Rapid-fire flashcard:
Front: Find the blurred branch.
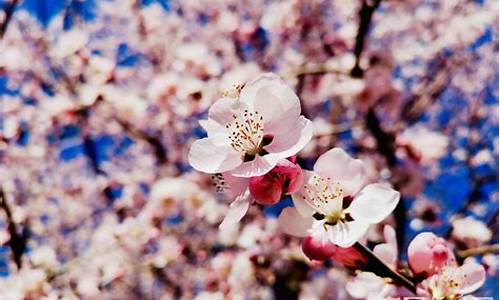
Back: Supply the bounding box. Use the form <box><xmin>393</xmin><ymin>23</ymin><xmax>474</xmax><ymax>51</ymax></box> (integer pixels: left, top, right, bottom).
<box><xmin>0</xmin><ymin>0</ymin><xmax>19</xmax><ymax>39</ymax></box>
<box><xmin>0</xmin><ymin>187</ymin><xmax>29</xmax><ymax>269</ymax></box>
<box><xmin>350</xmin><ymin>0</ymin><xmax>383</xmax><ymax>78</ymax></box>
<box><xmin>457</xmin><ymin>244</ymin><xmax>499</xmax><ymax>259</ymax></box>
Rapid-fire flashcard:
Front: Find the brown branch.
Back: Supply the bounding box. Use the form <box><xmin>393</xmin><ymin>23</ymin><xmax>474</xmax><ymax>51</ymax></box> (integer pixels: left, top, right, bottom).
<box><xmin>0</xmin><ymin>187</ymin><xmax>29</xmax><ymax>269</ymax></box>
<box><xmin>457</xmin><ymin>244</ymin><xmax>499</xmax><ymax>259</ymax></box>
<box><xmin>350</xmin><ymin>0</ymin><xmax>383</xmax><ymax>78</ymax></box>
<box><xmin>0</xmin><ymin>0</ymin><xmax>19</xmax><ymax>39</ymax></box>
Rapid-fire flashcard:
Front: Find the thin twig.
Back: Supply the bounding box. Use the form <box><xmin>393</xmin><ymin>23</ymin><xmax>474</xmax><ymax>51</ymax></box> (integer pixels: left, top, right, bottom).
<box><xmin>0</xmin><ymin>186</ymin><xmax>29</xmax><ymax>269</ymax></box>
<box><xmin>0</xmin><ymin>0</ymin><xmax>19</xmax><ymax>39</ymax></box>
<box><xmin>457</xmin><ymin>244</ymin><xmax>499</xmax><ymax>259</ymax></box>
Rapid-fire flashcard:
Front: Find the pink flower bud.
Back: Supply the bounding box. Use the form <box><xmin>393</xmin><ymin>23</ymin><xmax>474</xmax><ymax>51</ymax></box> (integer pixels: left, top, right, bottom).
<box><xmin>302</xmin><ymin>236</ymin><xmax>367</xmax><ymax>268</ymax></box>
<box><xmin>408</xmin><ymin>232</ymin><xmax>456</xmax><ymax>277</ymax></box>
<box><xmin>249</xmin><ymin>159</ymin><xmax>302</xmax><ymax>205</ymax></box>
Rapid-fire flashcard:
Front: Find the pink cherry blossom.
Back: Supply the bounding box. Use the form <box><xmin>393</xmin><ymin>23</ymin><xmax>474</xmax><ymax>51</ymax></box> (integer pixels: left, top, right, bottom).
<box><xmin>416</xmin><ymin>261</ymin><xmax>486</xmax><ymax>299</ymax></box>
<box><xmin>373</xmin><ymin>225</ymin><xmax>398</xmax><ymax>269</ymax></box>
<box><xmin>278</xmin><ymin>148</ymin><xmax>400</xmax><ymax>247</ymax></box>
<box><xmin>188</xmin><ymin>73</ymin><xmax>313</xmax><ymax>177</ymax></box>
<box><xmin>408</xmin><ymin>232</ymin><xmax>456</xmax><ymax>277</ymax></box>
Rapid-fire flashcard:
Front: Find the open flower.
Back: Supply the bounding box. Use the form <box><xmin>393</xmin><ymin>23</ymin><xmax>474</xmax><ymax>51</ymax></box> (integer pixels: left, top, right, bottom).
<box><xmin>417</xmin><ymin>261</ymin><xmax>486</xmax><ymax>300</ymax></box>
<box><xmin>278</xmin><ymin>148</ymin><xmax>400</xmax><ymax>247</ymax></box>
<box><xmin>189</xmin><ymin>73</ymin><xmax>313</xmax><ymax>177</ymax></box>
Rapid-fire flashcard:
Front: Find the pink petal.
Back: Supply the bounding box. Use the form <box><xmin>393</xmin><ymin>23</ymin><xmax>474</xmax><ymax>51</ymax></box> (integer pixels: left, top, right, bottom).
<box><xmin>373</xmin><ymin>225</ymin><xmax>398</xmax><ymax>267</ymax></box>
<box><xmin>219</xmin><ymin>190</ymin><xmax>252</xmax><ymax>230</ymax></box>
<box><xmin>457</xmin><ymin>262</ymin><xmax>486</xmax><ymax>295</ymax></box>
<box><xmin>188</xmin><ymin>138</ymin><xmax>242</xmax><ymax>174</ymax></box>
<box><xmin>249</xmin><ymin>174</ymin><xmax>282</xmax><ymax>205</ymax></box>
<box><xmin>278</xmin><ymin>207</ymin><xmax>313</xmax><ymax>237</ymax></box>
<box><xmin>313</xmin><ymin>148</ymin><xmax>366</xmax><ymax>196</ymax></box>
<box><xmin>230</xmin><ymin>154</ymin><xmax>280</xmax><ymax>177</ymax></box>
<box><xmin>301</xmin><ymin>236</ymin><xmax>337</xmax><ymax>261</ymax></box>
<box><xmin>346</xmin><ymin>183</ymin><xmax>400</xmax><ymax>224</ymax></box>
<box><xmin>208</xmin><ymin>98</ymin><xmax>248</xmax><ymax>126</ymax></box>
<box><xmin>264</xmin><ymin>116</ymin><xmax>313</xmax><ymax>158</ymax></box>
<box><xmin>239</xmin><ymin>73</ymin><xmax>301</xmax><ymax>132</ymax></box>
<box><xmin>222</xmin><ymin>173</ymin><xmax>249</xmax><ymax>199</ymax></box>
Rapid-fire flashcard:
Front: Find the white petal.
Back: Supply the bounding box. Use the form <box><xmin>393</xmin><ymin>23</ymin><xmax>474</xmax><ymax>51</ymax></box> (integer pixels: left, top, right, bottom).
<box><xmin>278</xmin><ymin>207</ymin><xmax>313</xmax><ymax>237</ymax></box>
<box><xmin>327</xmin><ymin>221</ymin><xmax>369</xmax><ymax>248</ymax></box>
<box><xmin>239</xmin><ymin>73</ymin><xmax>301</xmax><ymax>132</ymax></box>
<box><xmin>291</xmin><ymin>171</ymin><xmax>318</xmax><ymax>217</ymax></box>
<box><xmin>456</xmin><ymin>262</ymin><xmax>486</xmax><ymax>295</ymax></box>
<box><xmin>265</xmin><ymin>116</ymin><xmax>313</xmax><ymax>158</ymax></box>
<box><xmin>208</xmin><ymin>98</ymin><xmax>248</xmax><ymax>126</ymax></box>
<box><xmin>199</xmin><ymin>119</ymin><xmax>227</xmax><ymax>146</ymax></box>
<box><xmin>219</xmin><ymin>190</ymin><xmax>252</xmax><ymax>230</ymax></box>
<box><xmin>229</xmin><ymin>154</ymin><xmax>280</xmax><ymax>177</ymax></box>
<box><xmin>346</xmin><ymin>183</ymin><xmax>400</xmax><ymax>224</ymax></box>
<box><xmin>313</xmin><ymin>148</ymin><xmax>366</xmax><ymax>196</ymax></box>
<box><xmin>188</xmin><ymin>138</ymin><xmax>242</xmax><ymax>173</ymax></box>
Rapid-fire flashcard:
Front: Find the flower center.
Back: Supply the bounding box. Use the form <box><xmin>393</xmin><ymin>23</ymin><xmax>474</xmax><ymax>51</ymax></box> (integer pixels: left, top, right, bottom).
<box><xmin>429</xmin><ymin>267</ymin><xmax>463</xmax><ymax>300</ymax></box>
<box><xmin>226</xmin><ymin>109</ymin><xmax>265</xmax><ymax>156</ymax></box>
<box><xmin>304</xmin><ymin>175</ymin><xmax>350</xmax><ymax>226</ymax></box>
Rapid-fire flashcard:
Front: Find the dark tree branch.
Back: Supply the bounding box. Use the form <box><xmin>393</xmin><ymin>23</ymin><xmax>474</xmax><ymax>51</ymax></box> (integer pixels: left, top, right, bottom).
<box><xmin>350</xmin><ymin>0</ymin><xmax>383</xmax><ymax>78</ymax></box>
<box><xmin>0</xmin><ymin>0</ymin><xmax>19</xmax><ymax>39</ymax></box>
<box><xmin>0</xmin><ymin>187</ymin><xmax>29</xmax><ymax>269</ymax></box>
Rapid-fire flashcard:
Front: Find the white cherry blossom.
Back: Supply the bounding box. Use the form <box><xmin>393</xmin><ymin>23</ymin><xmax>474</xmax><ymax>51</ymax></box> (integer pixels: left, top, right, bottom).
<box><xmin>189</xmin><ymin>73</ymin><xmax>313</xmax><ymax>177</ymax></box>
<box><xmin>278</xmin><ymin>148</ymin><xmax>400</xmax><ymax>247</ymax></box>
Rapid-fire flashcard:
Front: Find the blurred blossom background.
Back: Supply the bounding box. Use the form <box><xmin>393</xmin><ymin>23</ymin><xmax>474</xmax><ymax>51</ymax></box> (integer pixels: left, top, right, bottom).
<box><xmin>0</xmin><ymin>0</ymin><xmax>498</xmax><ymax>299</ymax></box>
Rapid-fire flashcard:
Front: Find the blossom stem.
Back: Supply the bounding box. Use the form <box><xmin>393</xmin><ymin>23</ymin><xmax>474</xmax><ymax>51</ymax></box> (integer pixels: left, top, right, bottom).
<box><xmin>457</xmin><ymin>244</ymin><xmax>499</xmax><ymax>259</ymax></box>
<box><xmin>353</xmin><ymin>242</ymin><xmax>416</xmax><ymax>294</ymax></box>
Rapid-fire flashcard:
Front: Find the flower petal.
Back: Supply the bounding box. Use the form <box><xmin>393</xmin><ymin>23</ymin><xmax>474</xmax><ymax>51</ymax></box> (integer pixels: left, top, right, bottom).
<box><xmin>374</xmin><ymin>225</ymin><xmax>398</xmax><ymax>267</ymax></box>
<box><xmin>313</xmin><ymin>148</ymin><xmax>366</xmax><ymax>196</ymax></box>
<box><xmin>327</xmin><ymin>220</ymin><xmax>369</xmax><ymax>248</ymax></box>
<box><xmin>222</xmin><ymin>173</ymin><xmax>249</xmax><ymax>199</ymax></box>
<box><xmin>208</xmin><ymin>98</ymin><xmax>248</xmax><ymax>126</ymax></box>
<box><xmin>456</xmin><ymin>262</ymin><xmax>486</xmax><ymax>295</ymax></box>
<box><xmin>278</xmin><ymin>207</ymin><xmax>313</xmax><ymax>237</ymax></box>
<box><xmin>188</xmin><ymin>138</ymin><xmax>242</xmax><ymax>173</ymax></box>
<box><xmin>199</xmin><ymin>119</ymin><xmax>227</xmax><ymax>145</ymax></box>
<box><xmin>265</xmin><ymin>116</ymin><xmax>313</xmax><ymax>158</ymax></box>
<box><xmin>291</xmin><ymin>170</ymin><xmax>316</xmax><ymax>217</ymax></box>
<box><xmin>239</xmin><ymin>73</ymin><xmax>301</xmax><ymax>132</ymax></box>
<box><xmin>230</xmin><ymin>154</ymin><xmax>280</xmax><ymax>177</ymax></box>
<box><xmin>219</xmin><ymin>190</ymin><xmax>252</xmax><ymax>230</ymax></box>
<box><xmin>346</xmin><ymin>183</ymin><xmax>400</xmax><ymax>224</ymax></box>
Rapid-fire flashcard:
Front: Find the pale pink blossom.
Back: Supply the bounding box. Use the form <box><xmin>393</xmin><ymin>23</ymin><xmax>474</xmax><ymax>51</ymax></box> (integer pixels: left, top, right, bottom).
<box><xmin>278</xmin><ymin>148</ymin><xmax>400</xmax><ymax>247</ymax></box>
<box><xmin>408</xmin><ymin>232</ymin><xmax>456</xmax><ymax>277</ymax></box>
<box><xmin>416</xmin><ymin>261</ymin><xmax>486</xmax><ymax>300</ymax></box>
<box><xmin>451</xmin><ymin>217</ymin><xmax>492</xmax><ymax>248</ymax></box>
<box><xmin>189</xmin><ymin>73</ymin><xmax>313</xmax><ymax>177</ymax></box>
<box><xmin>346</xmin><ymin>272</ymin><xmax>396</xmax><ymax>300</ymax></box>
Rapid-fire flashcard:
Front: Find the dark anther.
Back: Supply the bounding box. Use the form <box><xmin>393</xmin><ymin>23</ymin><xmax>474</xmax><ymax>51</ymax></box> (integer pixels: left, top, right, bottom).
<box><xmin>313</xmin><ymin>212</ymin><xmax>325</xmax><ymax>220</ymax></box>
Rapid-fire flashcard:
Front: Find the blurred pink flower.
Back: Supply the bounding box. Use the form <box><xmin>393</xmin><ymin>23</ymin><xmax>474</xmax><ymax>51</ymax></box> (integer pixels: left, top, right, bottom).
<box><xmin>278</xmin><ymin>148</ymin><xmax>400</xmax><ymax>247</ymax></box>
<box><xmin>188</xmin><ymin>73</ymin><xmax>313</xmax><ymax>177</ymax></box>
<box><xmin>407</xmin><ymin>232</ymin><xmax>456</xmax><ymax>277</ymax></box>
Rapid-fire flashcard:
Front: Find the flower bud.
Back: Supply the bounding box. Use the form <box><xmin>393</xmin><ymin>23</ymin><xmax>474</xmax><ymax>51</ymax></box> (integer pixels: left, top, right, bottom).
<box><xmin>408</xmin><ymin>232</ymin><xmax>455</xmax><ymax>277</ymax></box>
<box><xmin>302</xmin><ymin>236</ymin><xmax>367</xmax><ymax>268</ymax></box>
<box><xmin>249</xmin><ymin>159</ymin><xmax>302</xmax><ymax>205</ymax></box>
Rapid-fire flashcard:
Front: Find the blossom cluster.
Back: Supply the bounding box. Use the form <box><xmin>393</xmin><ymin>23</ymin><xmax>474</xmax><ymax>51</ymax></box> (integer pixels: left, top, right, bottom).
<box><xmin>0</xmin><ymin>0</ymin><xmax>497</xmax><ymax>299</ymax></box>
